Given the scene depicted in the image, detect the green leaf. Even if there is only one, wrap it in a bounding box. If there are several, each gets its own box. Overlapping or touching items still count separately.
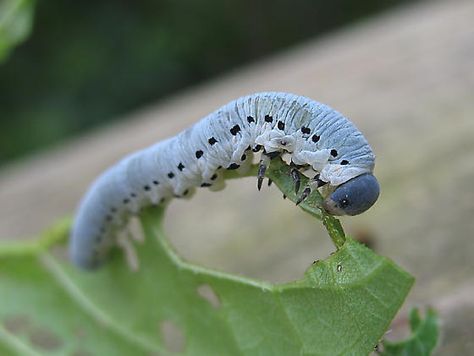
[0,207,413,355]
[0,158,414,355]
[380,308,439,356]
[0,0,36,62]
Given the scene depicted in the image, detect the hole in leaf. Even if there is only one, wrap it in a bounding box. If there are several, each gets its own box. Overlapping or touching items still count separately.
[159,320,185,353]
[197,284,221,308]
[3,315,30,334]
[336,264,343,272]
[28,326,63,351]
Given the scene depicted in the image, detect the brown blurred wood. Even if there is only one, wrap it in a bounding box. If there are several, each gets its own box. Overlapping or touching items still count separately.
[1,0,473,353]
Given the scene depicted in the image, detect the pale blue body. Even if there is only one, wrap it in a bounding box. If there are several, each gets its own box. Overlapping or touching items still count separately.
[70,92,376,269]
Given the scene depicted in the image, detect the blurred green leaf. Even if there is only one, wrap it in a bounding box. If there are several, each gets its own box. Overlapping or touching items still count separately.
[0,209,413,355]
[381,308,439,356]
[0,0,35,62]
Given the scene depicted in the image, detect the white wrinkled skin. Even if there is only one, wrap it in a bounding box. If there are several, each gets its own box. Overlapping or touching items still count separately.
[70,92,375,269]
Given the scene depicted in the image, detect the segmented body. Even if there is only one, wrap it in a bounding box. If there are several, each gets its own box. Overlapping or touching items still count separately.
[70,92,375,269]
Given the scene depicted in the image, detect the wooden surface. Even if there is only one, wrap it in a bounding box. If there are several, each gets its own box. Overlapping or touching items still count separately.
[1,0,474,353]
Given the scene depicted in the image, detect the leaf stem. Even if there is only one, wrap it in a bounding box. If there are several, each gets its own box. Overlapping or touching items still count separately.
[322,214,346,249]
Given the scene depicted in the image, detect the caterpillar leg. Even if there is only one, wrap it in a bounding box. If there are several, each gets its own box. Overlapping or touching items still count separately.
[290,165,301,194]
[296,174,327,205]
[257,156,269,191]
[257,151,280,190]
[117,229,139,272]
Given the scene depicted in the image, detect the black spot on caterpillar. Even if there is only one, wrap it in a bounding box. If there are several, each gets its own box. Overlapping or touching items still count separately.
[70,92,379,269]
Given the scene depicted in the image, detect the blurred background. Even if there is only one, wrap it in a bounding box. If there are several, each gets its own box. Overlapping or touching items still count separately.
[1,0,473,354]
[0,0,410,165]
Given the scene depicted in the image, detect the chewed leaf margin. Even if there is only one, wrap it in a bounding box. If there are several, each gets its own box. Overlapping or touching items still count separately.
[0,159,414,355]
[0,205,414,355]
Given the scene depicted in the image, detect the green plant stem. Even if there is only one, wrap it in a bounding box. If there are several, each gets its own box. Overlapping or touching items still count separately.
[322,214,346,249]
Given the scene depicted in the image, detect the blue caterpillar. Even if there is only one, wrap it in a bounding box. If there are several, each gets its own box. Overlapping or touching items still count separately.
[70,92,379,269]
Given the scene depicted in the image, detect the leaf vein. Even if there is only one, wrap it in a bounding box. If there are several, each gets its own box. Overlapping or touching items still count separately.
[39,253,167,355]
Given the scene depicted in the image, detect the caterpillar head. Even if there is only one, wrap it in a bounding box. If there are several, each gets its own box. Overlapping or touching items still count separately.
[323,173,380,216]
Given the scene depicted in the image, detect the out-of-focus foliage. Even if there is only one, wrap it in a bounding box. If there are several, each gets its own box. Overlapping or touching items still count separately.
[381,308,439,356]
[0,0,35,62]
[0,0,413,165]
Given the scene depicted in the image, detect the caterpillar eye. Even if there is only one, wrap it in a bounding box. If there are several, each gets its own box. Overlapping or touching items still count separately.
[339,198,350,209]
[323,173,380,216]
